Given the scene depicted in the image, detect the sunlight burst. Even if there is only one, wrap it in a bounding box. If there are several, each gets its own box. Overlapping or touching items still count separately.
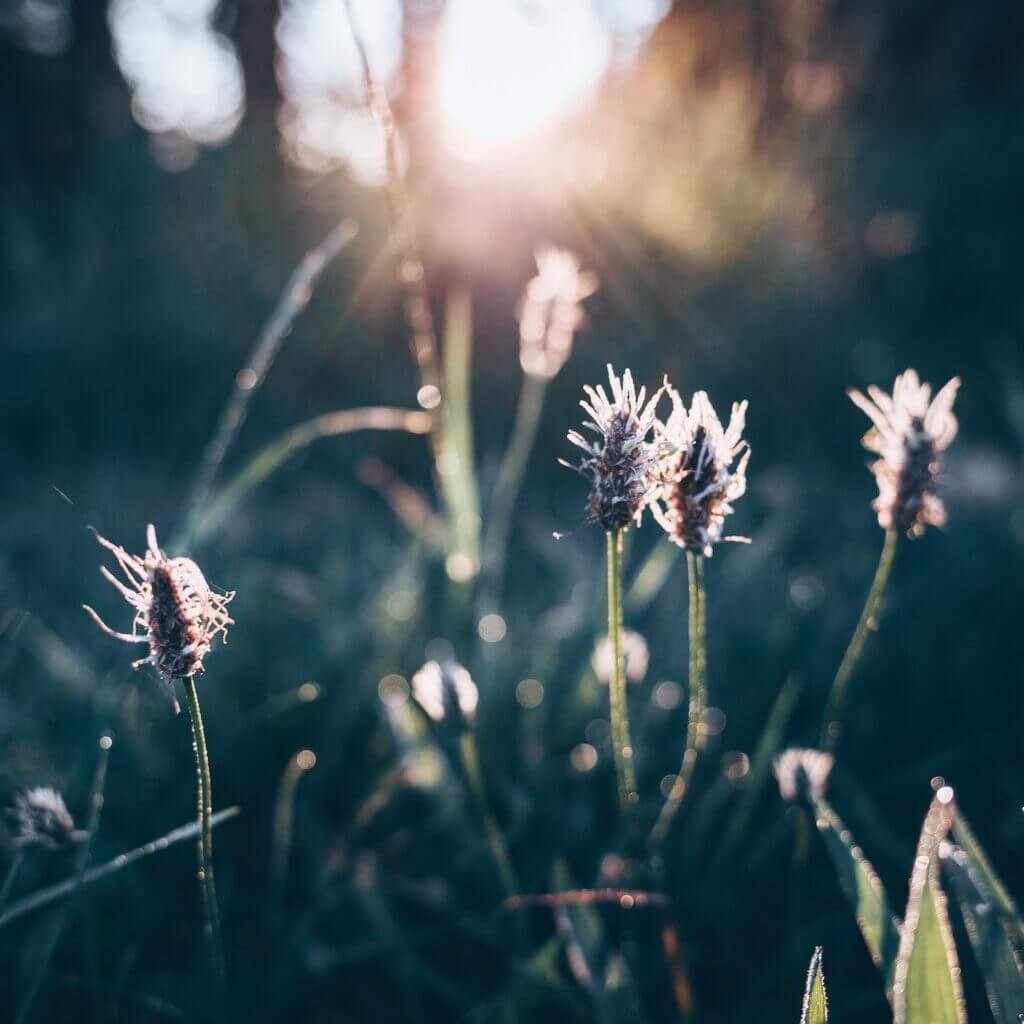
[437,0,611,159]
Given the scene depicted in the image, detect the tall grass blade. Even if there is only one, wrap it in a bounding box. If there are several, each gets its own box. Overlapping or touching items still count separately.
[191,406,432,543]
[712,672,803,872]
[799,947,828,1024]
[943,842,1024,1024]
[809,792,900,990]
[16,733,111,1023]
[0,807,240,930]
[439,286,481,588]
[177,220,358,548]
[893,794,964,1024]
[952,811,1024,946]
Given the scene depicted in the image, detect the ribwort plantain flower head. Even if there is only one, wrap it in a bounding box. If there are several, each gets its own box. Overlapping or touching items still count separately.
[84,525,234,698]
[412,659,479,729]
[773,748,833,804]
[650,385,751,556]
[848,369,960,538]
[518,246,598,380]
[8,787,87,851]
[565,364,663,531]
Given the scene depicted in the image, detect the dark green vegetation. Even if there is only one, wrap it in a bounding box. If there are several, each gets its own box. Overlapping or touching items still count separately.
[2,2,1024,1021]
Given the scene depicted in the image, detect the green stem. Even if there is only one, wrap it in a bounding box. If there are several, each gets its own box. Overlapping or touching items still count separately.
[458,731,520,905]
[820,528,898,753]
[649,551,706,850]
[607,530,639,816]
[184,676,226,987]
[0,853,22,914]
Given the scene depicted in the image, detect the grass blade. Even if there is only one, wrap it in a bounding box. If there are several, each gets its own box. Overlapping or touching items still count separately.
[177,220,359,548]
[16,733,112,1023]
[0,807,240,930]
[942,837,1024,1024]
[439,285,481,589]
[800,947,828,1024]
[191,407,432,543]
[810,792,901,990]
[893,793,964,1024]
[952,810,1024,946]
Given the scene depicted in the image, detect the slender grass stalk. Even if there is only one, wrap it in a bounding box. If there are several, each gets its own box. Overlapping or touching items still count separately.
[16,733,111,1024]
[0,852,23,913]
[482,373,548,599]
[184,676,225,986]
[606,529,639,816]
[190,406,433,544]
[820,528,898,753]
[0,808,239,931]
[344,1,441,406]
[440,286,481,592]
[457,731,520,906]
[269,750,316,920]
[176,221,358,549]
[458,726,526,958]
[649,551,706,850]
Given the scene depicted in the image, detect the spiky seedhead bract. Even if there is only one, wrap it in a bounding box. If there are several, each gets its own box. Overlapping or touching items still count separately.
[565,364,664,532]
[518,246,598,380]
[650,385,751,556]
[8,787,86,851]
[773,748,834,804]
[848,369,960,538]
[411,659,479,728]
[84,525,234,699]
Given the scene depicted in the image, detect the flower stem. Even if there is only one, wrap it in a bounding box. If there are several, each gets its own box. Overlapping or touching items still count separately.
[649,551,706,850]
[184,675,226,987]
[820,528,898,753]
[607,529,639,816]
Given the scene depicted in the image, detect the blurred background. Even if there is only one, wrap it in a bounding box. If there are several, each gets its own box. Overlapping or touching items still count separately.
[2,0,1024,1021]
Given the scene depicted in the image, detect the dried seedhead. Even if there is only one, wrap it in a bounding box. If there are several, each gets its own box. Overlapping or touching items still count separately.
[412,659,479,728]
[565,364,664,531]
[8,787,87,851]
[773,748,834,804]
[84,524,234,699]
[518,246,598,380]
[848,369,960,537]
[651,386,751,556]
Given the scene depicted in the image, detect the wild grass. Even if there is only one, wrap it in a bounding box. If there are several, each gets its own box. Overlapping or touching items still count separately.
[1,17,1020,1024]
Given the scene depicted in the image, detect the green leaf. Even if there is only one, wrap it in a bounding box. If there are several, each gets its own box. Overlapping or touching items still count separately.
[800,947,829,1024]
[893,795,964,1024]
[952,811,1024,948]
[943,837,1024,1024]
[811,794,901,989]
